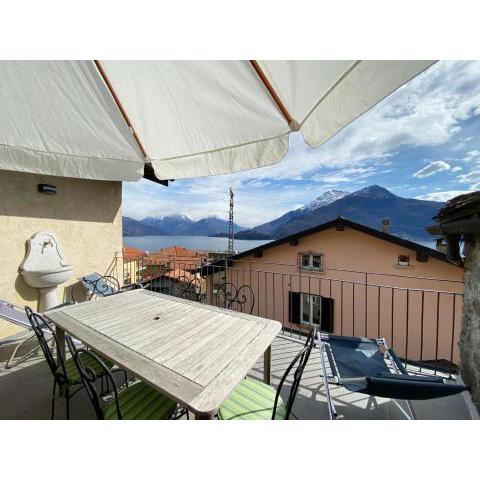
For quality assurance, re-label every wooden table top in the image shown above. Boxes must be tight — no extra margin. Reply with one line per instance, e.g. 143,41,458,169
45,289,281,416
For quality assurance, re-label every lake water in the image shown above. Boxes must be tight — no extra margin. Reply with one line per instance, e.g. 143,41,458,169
124,235,437,254
123,235,269,253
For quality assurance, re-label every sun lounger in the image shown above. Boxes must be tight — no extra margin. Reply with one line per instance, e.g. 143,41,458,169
317,332,468,420
0,300,73,368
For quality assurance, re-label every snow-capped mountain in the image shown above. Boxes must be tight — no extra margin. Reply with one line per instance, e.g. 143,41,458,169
235,185,444,242
300,190,347,211
234,189,348,239
123,214,246,237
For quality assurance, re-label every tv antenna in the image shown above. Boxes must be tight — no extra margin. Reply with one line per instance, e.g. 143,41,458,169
227,187,234,255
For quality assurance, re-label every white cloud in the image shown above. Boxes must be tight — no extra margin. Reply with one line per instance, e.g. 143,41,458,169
458,170,480,186
229,60,480,183
463,149,480,161
123,61,480,224
451,166,462,172
415,190,472,202
413,160,451,178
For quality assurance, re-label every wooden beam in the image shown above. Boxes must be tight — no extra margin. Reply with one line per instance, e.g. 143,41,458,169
94,60,149,159
249,60,297,129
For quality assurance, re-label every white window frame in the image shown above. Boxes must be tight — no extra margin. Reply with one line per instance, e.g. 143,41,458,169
300,293,322,326
299,252,324,271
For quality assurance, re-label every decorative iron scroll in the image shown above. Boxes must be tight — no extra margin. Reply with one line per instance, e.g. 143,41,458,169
173,275,206,303
215,282,255,314
82,275,120,300
78,275,146,302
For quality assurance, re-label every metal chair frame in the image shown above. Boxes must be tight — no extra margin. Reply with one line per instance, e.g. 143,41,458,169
25,307,84,419
1,300,69,369
272,327,316,420
25,307,128,419
66,335,121,419
318,332,418,420
66,336,186,420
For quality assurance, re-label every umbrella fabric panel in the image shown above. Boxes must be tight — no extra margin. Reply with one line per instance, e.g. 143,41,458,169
0,60,435,182
142,60,434,179
101,61,289,161
152,132,289,180
258,60,357,124
301,60,435,148
0,61,144,181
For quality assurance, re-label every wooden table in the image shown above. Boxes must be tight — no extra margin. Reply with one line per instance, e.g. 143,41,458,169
45,289,281,419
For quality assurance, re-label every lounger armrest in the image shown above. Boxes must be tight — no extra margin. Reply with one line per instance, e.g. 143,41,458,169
374,373,445,384
365,375,467,400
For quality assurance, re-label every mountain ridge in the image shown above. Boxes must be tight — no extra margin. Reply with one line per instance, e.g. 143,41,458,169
235,185,443,242
123,185,444,242
123,214,246,237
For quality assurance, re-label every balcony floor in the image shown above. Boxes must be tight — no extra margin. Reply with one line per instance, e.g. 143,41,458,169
0,334,473,420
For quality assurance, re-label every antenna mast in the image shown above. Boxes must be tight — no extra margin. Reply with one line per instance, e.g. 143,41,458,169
227,187,234,255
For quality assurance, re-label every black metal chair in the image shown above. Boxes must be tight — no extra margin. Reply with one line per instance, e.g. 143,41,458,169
65,335,178,420
218,328,316,420
25,307,127,419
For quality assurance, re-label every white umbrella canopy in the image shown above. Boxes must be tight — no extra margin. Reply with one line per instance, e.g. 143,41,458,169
0,60,434,182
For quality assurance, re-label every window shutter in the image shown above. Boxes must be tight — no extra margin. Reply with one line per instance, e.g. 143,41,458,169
289,291,301,324
321,297,334,333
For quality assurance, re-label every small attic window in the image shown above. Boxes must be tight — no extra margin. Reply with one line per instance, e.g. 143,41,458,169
398,254,410,267
299,253,324,271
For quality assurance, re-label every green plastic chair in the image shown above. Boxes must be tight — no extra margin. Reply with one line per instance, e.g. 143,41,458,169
218,329,315,420
25,306,127,419
66,335,177,420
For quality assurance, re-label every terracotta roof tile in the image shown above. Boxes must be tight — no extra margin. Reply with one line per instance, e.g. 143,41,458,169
123,246,145,260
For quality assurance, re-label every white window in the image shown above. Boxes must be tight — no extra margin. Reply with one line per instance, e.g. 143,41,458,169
300,293,322,326
299,253,324,271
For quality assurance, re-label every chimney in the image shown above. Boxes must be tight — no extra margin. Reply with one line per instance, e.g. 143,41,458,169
436,237,448,254
381,218,390,234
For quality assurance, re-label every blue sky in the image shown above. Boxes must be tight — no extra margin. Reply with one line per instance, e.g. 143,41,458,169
123,60,480,228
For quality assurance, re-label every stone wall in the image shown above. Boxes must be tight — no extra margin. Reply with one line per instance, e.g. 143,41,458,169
460,236,480,409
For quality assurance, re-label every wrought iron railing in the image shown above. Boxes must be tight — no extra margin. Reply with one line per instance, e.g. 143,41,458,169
118,253,464,377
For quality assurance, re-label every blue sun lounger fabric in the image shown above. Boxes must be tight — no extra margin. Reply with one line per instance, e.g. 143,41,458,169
325,335,467,401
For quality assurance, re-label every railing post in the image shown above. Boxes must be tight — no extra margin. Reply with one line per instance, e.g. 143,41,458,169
206,270,214,306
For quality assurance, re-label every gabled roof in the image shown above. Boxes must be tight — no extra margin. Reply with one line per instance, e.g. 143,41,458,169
123,246,145,260
230,217,454,264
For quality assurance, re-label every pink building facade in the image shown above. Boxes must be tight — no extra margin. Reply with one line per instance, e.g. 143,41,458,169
216,219,464,367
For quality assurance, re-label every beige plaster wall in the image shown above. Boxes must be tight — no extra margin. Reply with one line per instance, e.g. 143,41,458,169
0,170,122,338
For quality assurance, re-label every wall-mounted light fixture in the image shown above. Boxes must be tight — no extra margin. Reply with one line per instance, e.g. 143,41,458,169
38,184,57,195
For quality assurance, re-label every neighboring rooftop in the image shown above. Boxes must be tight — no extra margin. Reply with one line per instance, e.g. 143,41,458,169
153,246,207,257
161,268,204,284
122,246,145,260
230,216,455,265
435,191,480,221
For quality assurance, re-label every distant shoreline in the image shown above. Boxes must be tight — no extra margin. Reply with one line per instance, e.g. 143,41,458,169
122,235,270,253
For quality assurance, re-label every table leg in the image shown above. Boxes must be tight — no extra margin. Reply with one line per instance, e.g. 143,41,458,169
56,326,66,363
195,412,215,420
263,345,272,385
